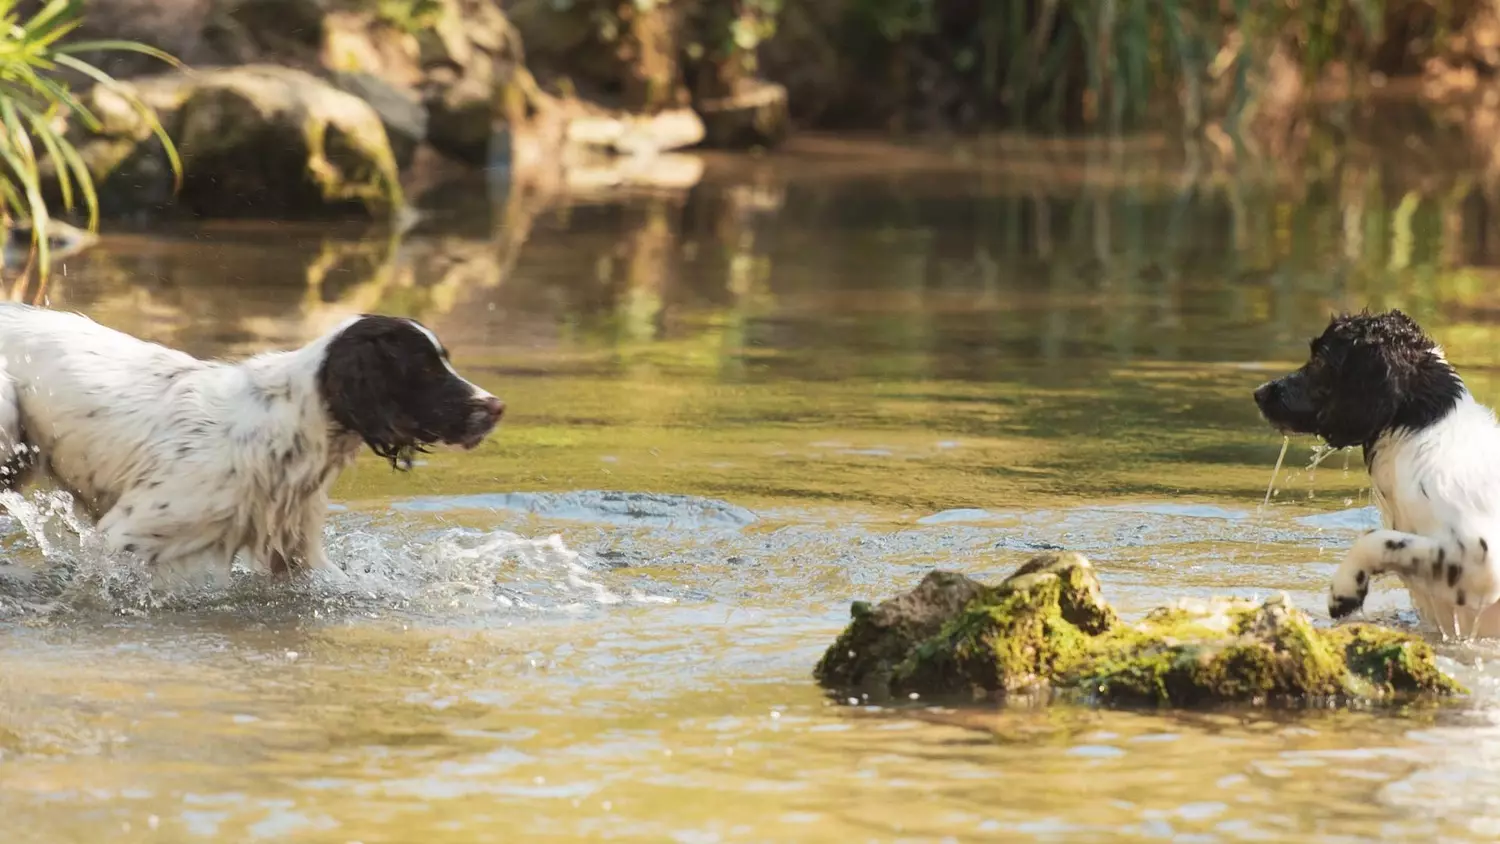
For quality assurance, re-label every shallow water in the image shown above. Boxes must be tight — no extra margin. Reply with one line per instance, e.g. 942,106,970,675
10,136,1500,841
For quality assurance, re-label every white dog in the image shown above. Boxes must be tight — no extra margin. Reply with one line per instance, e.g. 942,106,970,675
0,305,504,591
1254,309,1500,638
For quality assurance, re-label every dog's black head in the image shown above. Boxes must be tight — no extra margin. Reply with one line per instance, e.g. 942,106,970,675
318,315,505,469
1253,310,1463,451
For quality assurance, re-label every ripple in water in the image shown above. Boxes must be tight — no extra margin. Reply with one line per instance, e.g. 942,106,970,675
390,490,759,529
0,490,675,620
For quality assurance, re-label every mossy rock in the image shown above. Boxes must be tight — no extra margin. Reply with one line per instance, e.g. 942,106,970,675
815,552,1466,708
57,65,402,218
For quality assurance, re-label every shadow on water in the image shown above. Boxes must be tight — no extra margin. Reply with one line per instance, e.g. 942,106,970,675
11,133,1500,840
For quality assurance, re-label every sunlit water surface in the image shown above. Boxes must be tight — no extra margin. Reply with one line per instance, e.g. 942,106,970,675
9,136,1500,841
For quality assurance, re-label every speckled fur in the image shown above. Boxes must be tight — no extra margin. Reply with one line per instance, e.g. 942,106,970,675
0,304,504,592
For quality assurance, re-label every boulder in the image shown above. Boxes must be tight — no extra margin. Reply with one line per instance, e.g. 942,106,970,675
331,70,427,169
564,107,705,157
61,0,524,168
384,0,526,165
697,79,791,150
815,552,1466,708
63,65,401,217
421,64,497,165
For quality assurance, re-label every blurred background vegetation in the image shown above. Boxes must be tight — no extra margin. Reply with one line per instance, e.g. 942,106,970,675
3,0,1500,312
510,0,1488,133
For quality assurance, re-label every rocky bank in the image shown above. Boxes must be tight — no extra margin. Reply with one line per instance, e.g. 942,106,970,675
46,0,779,218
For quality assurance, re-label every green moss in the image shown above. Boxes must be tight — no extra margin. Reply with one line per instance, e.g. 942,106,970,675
374,0,444,33
1328,624,1466,697
816,554,1467,710
890,554,1107,699
1069,596,1353,706
812,569,985,699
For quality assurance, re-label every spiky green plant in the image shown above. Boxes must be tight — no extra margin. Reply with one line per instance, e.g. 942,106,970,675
0,0,182,281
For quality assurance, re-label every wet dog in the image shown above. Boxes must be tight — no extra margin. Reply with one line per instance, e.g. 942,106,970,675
0,306,505,591
1253,309,1500,637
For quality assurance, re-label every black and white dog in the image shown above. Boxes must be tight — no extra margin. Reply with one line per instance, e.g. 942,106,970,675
0,304,504,591
1254,309,1500,638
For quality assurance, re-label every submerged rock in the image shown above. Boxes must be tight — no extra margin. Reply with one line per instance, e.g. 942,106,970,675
815,553,1465,708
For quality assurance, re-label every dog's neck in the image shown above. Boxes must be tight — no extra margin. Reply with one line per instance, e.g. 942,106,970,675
237,343,363,462
1362,356,1468,467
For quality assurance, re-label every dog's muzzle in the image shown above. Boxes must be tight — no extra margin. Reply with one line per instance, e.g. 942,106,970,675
1253,375,1313,435
459,395,505,449
1253,381,1280,416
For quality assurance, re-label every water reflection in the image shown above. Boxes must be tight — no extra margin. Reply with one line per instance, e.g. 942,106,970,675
29,135,1500,370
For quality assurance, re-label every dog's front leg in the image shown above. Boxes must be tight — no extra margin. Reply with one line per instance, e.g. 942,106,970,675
1328,529,1451,620
267,503,338,578
148,546,236,594
96,498,236,593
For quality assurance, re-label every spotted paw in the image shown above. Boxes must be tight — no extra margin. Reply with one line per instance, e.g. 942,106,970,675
1328,593,1365,620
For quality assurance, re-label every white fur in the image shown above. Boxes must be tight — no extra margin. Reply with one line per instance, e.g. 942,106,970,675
1330,392,1500,638
0,304,494,592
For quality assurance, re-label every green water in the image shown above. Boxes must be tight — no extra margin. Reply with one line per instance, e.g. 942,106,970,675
5,136,1500,841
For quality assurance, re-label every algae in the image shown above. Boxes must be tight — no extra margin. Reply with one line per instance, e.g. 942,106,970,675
814,552,1466,708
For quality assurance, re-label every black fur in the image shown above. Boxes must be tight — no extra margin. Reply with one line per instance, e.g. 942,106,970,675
317,315,503,470
1253,310,1465,457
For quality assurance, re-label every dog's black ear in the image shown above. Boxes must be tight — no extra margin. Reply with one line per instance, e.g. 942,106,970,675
318,327,422,470
1316,344,1402,449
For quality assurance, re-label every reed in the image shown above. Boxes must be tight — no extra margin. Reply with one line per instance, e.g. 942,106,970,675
844,0,1451,131
0,0,181,280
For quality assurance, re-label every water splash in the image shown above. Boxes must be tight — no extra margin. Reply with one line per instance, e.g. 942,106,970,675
323,517,675,614
0,490,673,620
1261,436,1291,512
0,489,92,560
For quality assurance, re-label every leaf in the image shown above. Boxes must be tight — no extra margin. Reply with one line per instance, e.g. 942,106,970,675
0,98,49,279
55,39,187,71
0,1,181,282
20,101,72,212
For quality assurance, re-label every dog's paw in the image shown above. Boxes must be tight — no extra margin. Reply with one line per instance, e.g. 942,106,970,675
1328,556,1372,621
1328,592,1366,620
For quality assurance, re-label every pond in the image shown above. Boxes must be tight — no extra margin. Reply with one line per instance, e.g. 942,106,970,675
5,134,1500,841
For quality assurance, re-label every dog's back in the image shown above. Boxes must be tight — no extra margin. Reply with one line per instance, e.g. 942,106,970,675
0,304,209,505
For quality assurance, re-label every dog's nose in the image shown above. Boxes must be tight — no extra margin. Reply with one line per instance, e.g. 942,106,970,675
1253,381,1278,408
482,396,505,421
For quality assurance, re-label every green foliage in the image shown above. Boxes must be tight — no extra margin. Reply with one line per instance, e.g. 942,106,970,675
838,0,1449,131
375,0,444,34
0,0,181,280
